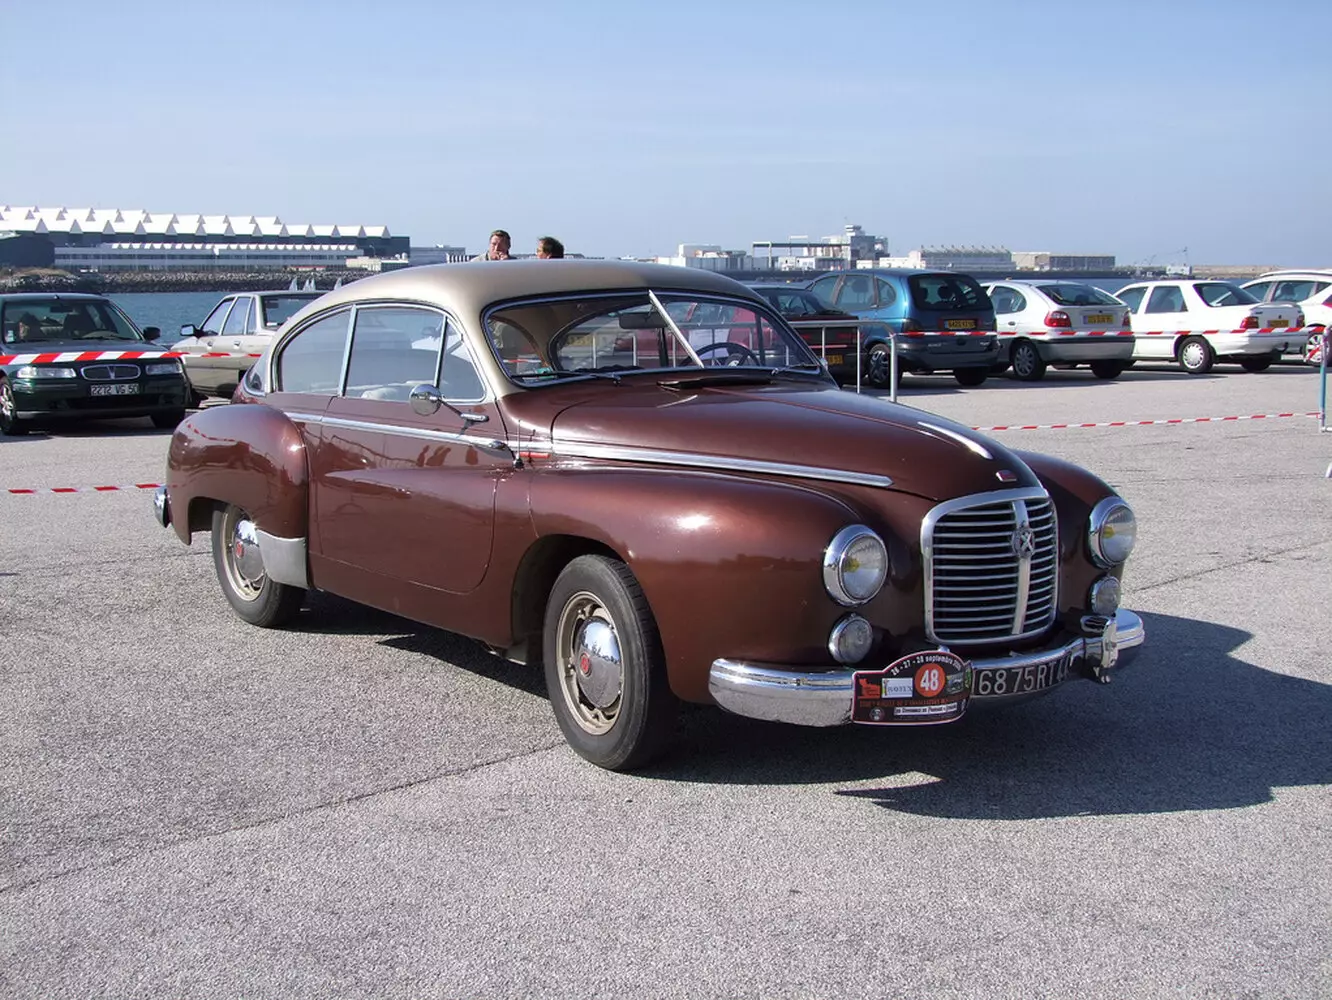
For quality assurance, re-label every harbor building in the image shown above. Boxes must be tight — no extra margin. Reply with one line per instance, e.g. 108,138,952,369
752,224,886,271
0,206,409,271
1012,251,1117,272
871,246,1014,272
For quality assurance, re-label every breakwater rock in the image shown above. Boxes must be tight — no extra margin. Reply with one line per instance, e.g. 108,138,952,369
0,268,371,294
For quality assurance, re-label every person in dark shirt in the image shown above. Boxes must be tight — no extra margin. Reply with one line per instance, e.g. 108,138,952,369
536,236,565,259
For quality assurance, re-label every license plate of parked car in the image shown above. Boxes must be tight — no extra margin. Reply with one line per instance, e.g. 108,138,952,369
1270,319,1288,328
945,319,976,330
89,384,139,396
972,652,1071,697
1085,313,1113,325
824,354,843,365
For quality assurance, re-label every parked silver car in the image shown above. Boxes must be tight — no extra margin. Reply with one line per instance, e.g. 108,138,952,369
174,290,323,402
982,280,1135,380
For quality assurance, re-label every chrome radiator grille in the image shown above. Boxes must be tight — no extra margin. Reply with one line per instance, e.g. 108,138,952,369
81,364,140,381
923,491,1058,644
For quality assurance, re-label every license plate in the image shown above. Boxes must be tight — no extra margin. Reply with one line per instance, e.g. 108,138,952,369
89,384,139,396
1085,313,1113,325
851,650,971,725
824,354,843,366
945,319,976,330
1269,319,1288,328
972,652,1070,698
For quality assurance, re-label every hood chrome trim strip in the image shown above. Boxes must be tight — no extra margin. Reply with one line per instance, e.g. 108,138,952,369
550,440,893,489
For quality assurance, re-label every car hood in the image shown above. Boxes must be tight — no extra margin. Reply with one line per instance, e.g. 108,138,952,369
535,378,1040,502
1,338,160,356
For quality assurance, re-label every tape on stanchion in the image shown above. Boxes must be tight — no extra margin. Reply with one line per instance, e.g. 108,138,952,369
6,483,161,495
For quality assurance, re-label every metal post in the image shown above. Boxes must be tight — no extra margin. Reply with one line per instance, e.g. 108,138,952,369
1319,330,1328,433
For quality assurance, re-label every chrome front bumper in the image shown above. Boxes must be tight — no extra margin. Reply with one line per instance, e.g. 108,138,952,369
708,609,1144,727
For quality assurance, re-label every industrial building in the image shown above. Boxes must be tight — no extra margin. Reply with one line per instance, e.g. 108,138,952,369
0,206,409,271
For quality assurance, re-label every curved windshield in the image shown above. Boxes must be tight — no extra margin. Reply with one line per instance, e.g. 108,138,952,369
0,297,144,344
485,291,823,384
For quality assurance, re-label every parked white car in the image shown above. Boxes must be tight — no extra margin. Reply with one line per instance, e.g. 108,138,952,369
982,280,1135,380
1241,270,1331,338
1114,280,1304,373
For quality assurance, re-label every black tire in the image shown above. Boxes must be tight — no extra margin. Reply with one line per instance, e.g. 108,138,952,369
1009,341,1047,381
1089,360,1126,379
1178,335,1214,374
542,554,677,771
0,378,30,436
865,342,895,389
1239,354,1275,373
210,504,305,627
151,408,186,430
953,367,988,387
186,386,206,409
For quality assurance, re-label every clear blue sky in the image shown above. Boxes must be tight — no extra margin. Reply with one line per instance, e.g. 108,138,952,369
2,0,1328,266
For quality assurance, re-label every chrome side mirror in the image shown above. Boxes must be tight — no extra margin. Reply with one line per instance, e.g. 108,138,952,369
409,383,442,415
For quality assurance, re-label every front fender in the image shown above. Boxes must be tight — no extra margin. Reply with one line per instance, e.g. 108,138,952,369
165,404,308,544
529,468,884,703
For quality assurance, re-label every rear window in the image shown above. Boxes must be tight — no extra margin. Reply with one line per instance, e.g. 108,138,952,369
1037,284,1123,307
908,274,988,312
1194,283,1257,307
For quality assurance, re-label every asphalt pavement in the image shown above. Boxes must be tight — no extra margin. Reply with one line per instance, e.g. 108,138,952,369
2,362,1330,999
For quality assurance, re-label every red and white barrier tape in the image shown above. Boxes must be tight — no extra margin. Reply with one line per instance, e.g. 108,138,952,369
0,349,265,364
6,482,162,495
4,411,1323,495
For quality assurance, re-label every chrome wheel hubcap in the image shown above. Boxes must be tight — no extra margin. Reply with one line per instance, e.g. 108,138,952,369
555,591,623,735
223,508,266,600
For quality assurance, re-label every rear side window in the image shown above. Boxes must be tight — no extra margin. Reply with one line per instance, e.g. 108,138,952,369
277,310,350,394
1146,287,1186,313
909,274,987,311
874,279,898,307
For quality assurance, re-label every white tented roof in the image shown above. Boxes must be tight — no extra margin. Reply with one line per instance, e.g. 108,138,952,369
0,206,393,239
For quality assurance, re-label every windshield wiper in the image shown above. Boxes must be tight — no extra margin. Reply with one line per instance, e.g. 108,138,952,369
519,367,634,384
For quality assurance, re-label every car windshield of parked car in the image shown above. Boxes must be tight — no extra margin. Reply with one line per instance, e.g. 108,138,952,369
1,298,143,344
485,292,820,383
908,274,987,312
1194,283,1258,308
1037,284,1123,307
260,294,320,330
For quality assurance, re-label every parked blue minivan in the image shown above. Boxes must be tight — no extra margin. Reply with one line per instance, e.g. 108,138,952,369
806,269,1001,387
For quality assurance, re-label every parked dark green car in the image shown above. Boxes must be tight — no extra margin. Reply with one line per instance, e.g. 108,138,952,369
0,293,189,435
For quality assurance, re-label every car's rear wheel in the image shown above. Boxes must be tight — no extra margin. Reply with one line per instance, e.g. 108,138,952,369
865,342,896,389
1010,341,1047,381
1089,360,1126,379
0,379,30,436
211,504,305,627
543,554,677,771
953,367,988,387
151,409,186,429
1178,336,1214,374
1239,353,1276,372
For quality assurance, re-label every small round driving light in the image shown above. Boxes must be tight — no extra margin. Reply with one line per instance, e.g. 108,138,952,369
1089,576,1121,617
829,615,874,665
823,525,889,606
1088,497,1137,568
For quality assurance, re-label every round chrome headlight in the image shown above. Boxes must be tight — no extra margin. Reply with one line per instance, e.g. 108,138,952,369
1088,497,1136,568
829,615,874,664
1089,576,1121,616
823,525,888,606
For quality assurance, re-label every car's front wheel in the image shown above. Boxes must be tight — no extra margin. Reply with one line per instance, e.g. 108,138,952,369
953,367,988,387
1178,336,1214,374
0,378,30,436
1089,360,1126,379
1010,341,1047,381
543,555,677,771
211,504,305,627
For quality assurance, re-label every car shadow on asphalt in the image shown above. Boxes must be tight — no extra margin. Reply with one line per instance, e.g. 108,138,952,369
651,610,1332,819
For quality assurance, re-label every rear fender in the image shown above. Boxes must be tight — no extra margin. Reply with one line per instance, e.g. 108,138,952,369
165,404,308,544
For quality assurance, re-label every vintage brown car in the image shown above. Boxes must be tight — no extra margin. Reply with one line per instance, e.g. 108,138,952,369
153,261,1144,770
